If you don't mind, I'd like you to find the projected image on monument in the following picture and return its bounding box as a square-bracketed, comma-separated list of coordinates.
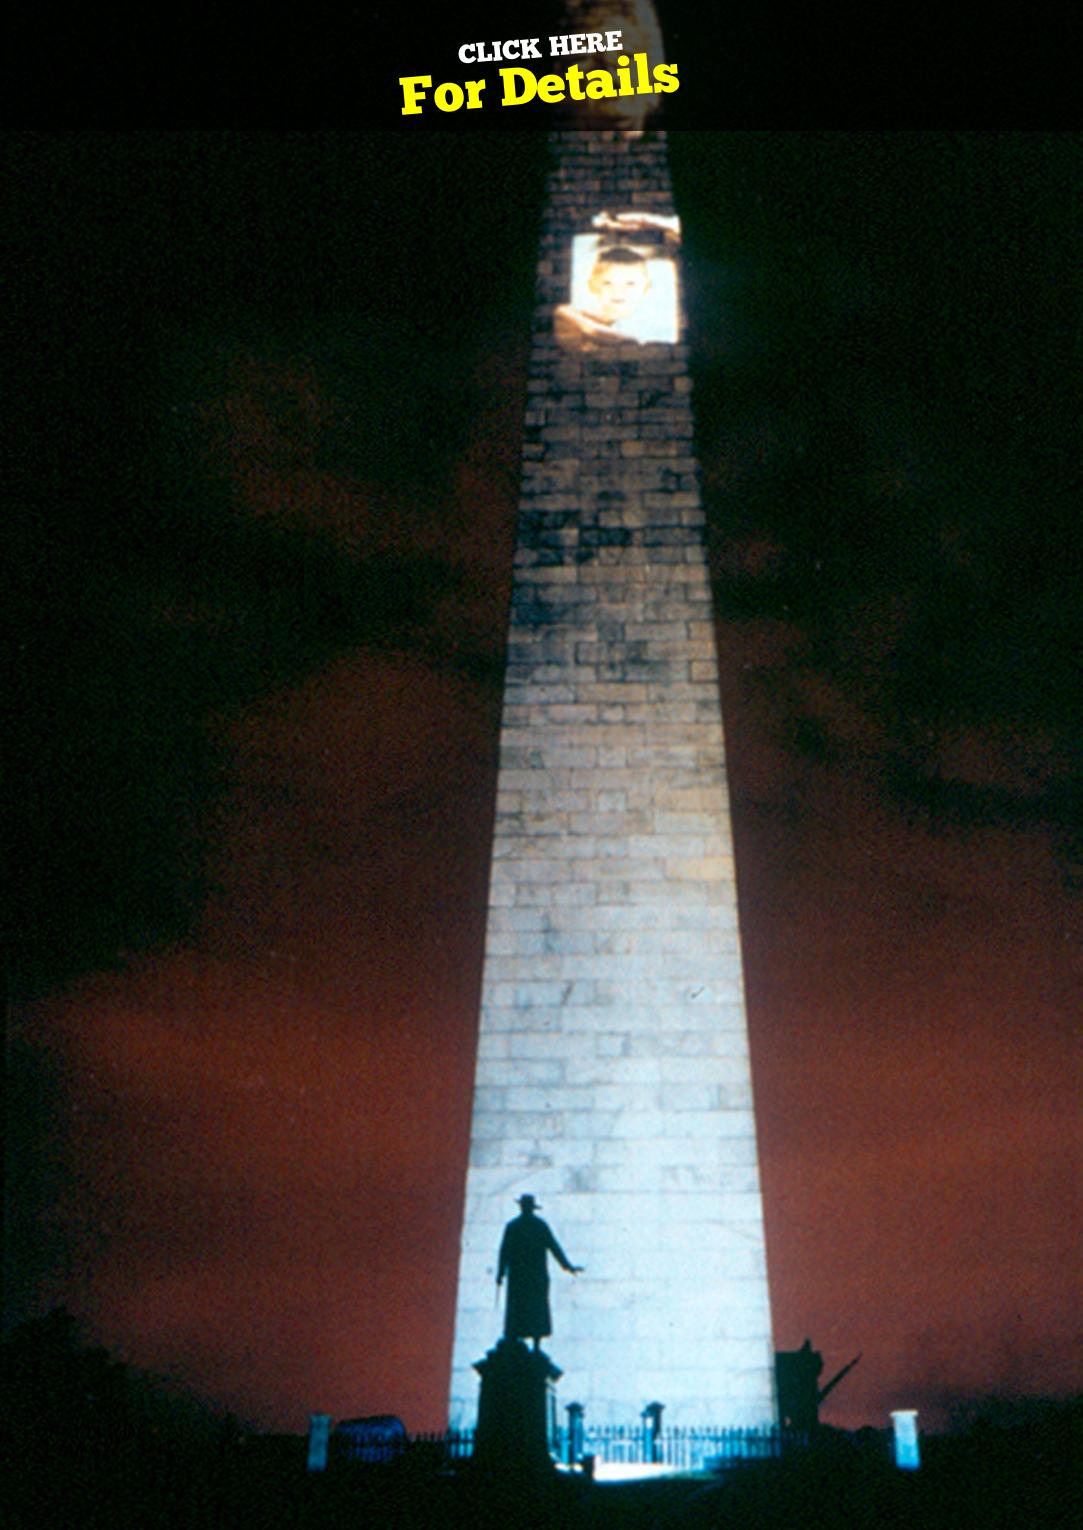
[555, 210, 681, 351]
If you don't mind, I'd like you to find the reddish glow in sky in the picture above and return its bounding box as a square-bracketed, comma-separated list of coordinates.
[7, 132, 1080, 1435]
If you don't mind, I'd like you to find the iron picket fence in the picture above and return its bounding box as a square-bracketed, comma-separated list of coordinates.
[332, 1422, 805, 1474]
[560, 1423, 806, 1473]
[335, 1424, 805, 1473]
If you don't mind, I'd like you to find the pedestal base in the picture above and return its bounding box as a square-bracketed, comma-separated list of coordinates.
[473, 1339, 562, 1473]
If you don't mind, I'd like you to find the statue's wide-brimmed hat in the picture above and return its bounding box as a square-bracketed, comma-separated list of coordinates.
[517, 1194, 540, 1210]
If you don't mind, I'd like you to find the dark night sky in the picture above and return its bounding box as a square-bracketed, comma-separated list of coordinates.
[6, 121, 1081, 1435]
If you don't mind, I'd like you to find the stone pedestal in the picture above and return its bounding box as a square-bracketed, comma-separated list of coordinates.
[472, 1339, 562, 1473]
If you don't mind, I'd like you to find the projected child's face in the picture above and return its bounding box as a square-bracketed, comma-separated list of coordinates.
[586, 260, 650, 322]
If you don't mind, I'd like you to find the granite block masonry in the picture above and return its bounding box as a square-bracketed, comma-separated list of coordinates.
[449, 128, 776, 1429]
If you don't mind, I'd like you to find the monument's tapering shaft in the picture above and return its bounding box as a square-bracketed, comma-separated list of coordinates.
[450, 120, 776, 1428]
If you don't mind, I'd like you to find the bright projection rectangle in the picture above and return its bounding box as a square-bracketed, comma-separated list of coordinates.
[555, 211, 681, 350]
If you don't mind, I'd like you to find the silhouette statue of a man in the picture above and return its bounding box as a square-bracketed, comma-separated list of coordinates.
[497, 1195, 582, 1348]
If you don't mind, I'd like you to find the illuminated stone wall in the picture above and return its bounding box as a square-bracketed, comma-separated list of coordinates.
[449, 129, 776, 1428]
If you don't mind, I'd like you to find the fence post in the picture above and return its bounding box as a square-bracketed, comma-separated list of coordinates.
[890, 1410, 921, 1470]
[566, 1402, 584, 1467]
[306, 1414, 331, 1473]
[641, 1401, 664, 1463]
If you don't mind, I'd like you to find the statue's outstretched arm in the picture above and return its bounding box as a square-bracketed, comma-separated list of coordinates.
[547, 1226, 584, 1275]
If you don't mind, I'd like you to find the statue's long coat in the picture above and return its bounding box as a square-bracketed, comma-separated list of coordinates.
[498, 1212, 574, 1341]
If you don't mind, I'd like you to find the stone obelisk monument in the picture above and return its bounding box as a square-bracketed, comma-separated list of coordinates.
[450, 8, 776, 1432]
